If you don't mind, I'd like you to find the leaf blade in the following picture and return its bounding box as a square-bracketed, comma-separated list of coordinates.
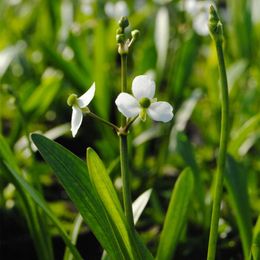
[156, 168, 194, 260]
[86, 147, 154, 260]
[31, 133, 128, 259]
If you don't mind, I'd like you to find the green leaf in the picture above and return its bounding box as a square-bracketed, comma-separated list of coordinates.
[0, 135, 55, 260]
[4, 162, 83, 260]
[175, 133, 205, 222]
[0, 134, 20, 173]
[156, 168, 194, 260]
[229, 114, 260, 156]
[93, 21, 111, 119]
[43, 44, 90, 92]
[64, 214, 84, 260]
[225, 154, 252, 259]
[101, 189, 153, 260]
[24, 69, 62, 118]
[168, 33, 199, 99]
[251, 216, 260, 260]
[86, 148, 153, 260]
[31, 133, 142, 259]
[86, 147, 134, 258]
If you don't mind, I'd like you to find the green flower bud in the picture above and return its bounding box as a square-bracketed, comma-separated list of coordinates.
[208, 5, 223, 42]
[131, 29, 140, 40]
[118, 16, 129, 29]
[139, 97, 151, 109]
[67, 94, 78, 106]
[116, 34, 125, 44]
[116, 28, 123, 34]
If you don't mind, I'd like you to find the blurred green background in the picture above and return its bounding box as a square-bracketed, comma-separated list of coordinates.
[1, 0, 259, 259]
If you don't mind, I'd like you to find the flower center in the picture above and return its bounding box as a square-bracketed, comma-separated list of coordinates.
[67, 94, 78, 107]
[139, 97, 151, 108]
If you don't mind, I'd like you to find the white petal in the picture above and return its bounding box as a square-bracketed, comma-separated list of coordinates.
[132, 75, 155, 100]
[77, 83, 95, 108]
[193, 12, 209, 36]
[147, 101, 173, 122]
[184, 0, 198, 15]
[115, 93, 140, 118]
[71, 106, 83, 137]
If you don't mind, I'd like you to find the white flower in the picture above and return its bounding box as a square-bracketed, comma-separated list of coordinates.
[67, 83, 95, 137]
[115, 75, 173, 123]
[105, 1, 129, 20]
[183, 0, 211, 36]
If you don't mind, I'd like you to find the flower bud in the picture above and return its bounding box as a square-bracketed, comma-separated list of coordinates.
[118, 16, 129, 29]
[131, 29, 140, 40]
[208, 5, 223, 42]
[116, 28, 123, 34]
[67, 94, 78, 106]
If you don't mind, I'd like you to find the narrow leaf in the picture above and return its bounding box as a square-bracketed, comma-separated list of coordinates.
[133, 189, 152, 225]
[86, 147, 134, 258]
[229, 114, 260, 156]
[4, 162, 83, 260]
[156, 168, 194, 260]
[32, 133, 131, 259]
[225, 154, 252, 258]
[176, 132, 205, 221]
[86, 148, 153, 260]
[64, 214, 84, 260]
[251, 216, 260, 260]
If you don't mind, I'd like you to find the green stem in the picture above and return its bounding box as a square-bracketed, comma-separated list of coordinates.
[120, 134, 134, 228]
[125, 115, 139, 132]
[87, 112, 119, 132]
[207, 40, 229, 260]
[120, 53, 128, 113]
[119, 53, 134, 228]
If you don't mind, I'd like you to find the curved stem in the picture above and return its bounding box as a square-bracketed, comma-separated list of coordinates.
[207, 39, 229, 260]
[125, 115, 139, 132]
[87, 112, 119, 132]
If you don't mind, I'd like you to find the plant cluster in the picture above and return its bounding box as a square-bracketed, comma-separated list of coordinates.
[1, 1, 259, 259]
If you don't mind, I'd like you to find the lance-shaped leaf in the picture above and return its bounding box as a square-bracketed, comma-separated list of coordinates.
[86, 148, 153, 260]
[31, 133, 130, 259]
[225, 155, 252, 258]
[156, 168, 194, 260]
[4, 163, 83, 260]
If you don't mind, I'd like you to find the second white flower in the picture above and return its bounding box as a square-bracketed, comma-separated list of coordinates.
[115, 75, 173, 123]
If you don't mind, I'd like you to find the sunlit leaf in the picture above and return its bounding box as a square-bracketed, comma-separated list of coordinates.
[87, 147, 153, 260]
[32, 133, 152, 259]
[133, 189, 152, 225]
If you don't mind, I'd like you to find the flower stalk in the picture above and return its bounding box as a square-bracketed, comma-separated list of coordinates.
[207, 6, 229, 260]
[117, 17, 135, 228]
[87, 112, 119, 132]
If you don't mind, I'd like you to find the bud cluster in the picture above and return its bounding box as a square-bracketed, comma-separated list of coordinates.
[116, 16, 140, 55]
[208, 5, 223, 43]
